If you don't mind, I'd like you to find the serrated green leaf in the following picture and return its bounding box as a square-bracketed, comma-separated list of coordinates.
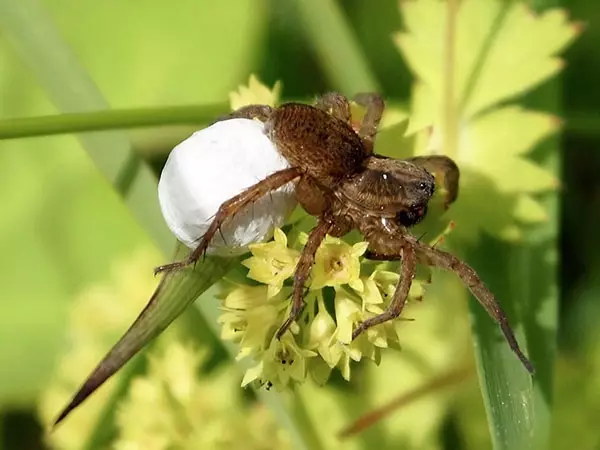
[463, 107, 559, 159]
[393, 3, 575, 449]
[513, 195, 549, 224]
[396, 0, 579, 121]
[397, 0, 576, 241]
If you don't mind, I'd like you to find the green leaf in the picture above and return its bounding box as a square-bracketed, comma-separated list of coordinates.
[393, 1, 575, 448]
[396, 0, 578, 121]
[395, 0, 579, 241]
[0, 0, 173, 254]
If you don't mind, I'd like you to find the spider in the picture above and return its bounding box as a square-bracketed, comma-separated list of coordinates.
[155, 92, 534, 375]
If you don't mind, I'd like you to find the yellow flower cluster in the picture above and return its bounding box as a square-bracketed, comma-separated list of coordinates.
[114, 342, 291, 450]
[218, 228, 431, 389]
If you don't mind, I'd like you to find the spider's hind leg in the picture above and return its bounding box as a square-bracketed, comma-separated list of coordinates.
[352, 93, 385, 152]
[314, 92, 352, 123]
[154, 167, 302, 275]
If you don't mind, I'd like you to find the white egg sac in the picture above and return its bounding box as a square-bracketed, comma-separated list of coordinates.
[158, 118, 297, 256]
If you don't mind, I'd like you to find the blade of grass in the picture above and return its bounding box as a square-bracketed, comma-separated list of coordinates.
[465, 1, 561, 446]
[0, 1, 312, 448]
[0, 104, 228, 140]
[0, 0, 172, 254]
[292, 0, 380, 94]
[432, 1, 561, 447]
[467, 241, 540, 450]
[76, 257, 235, 449]
[471, 0, 562, 445]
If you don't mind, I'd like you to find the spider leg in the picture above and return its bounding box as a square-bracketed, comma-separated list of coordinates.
[314, 92, 351, 123]
[415, 241, 534, 374]
[364, 250, 402, 261]
[406, 155, 460, 209]
[276, 215, 333, 339]
[154, 167, 302, 275]
[214, 104, 274, 123]
[352, 244, 416, 340]
[353, 92, 385, 153]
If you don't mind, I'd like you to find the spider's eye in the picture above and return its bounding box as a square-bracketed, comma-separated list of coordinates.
[414, 179, 435, 197]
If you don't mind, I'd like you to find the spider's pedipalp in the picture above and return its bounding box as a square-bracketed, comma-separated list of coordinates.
[415, 241, 535, 375]
[407, 155, 460, 209]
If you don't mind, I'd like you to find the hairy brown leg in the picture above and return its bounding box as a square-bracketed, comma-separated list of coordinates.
[415, 241, 534, 374]
[352, 244, 417, 340]
[155, 167, 302, 274]
[214, 104, 274, 123]
[276, 215, 333, 339]
[314, 92, 351, 123]
[353, 92, 385, 153]
[407, 155, 460, 209]
[364, 250, 402, 261]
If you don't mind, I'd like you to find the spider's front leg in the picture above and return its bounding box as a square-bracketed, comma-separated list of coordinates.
[407, 155, 460, 209]
[352, 93, 384, 153]
[276, 214, 334, 339]
[415, 241, 534, 374]
[352, 244, 417, 340]
[154, 167, 302, 275]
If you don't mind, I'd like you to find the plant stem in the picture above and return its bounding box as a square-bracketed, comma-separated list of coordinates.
[442, 0, 459, 158]
[293, 0, 380, 94]
[0, 103, 228, 140]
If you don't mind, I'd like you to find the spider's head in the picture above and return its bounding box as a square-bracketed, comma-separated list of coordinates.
[338, 155, 435, 227]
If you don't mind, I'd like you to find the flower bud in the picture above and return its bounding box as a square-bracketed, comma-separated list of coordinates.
[158, 118, 297, 256]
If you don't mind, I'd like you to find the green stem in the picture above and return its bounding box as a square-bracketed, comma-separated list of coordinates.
[292, 0, 380, 94]
[442, 0, 459, 158]
[0, 103, 228, 140]
[564, 111, 600, 138]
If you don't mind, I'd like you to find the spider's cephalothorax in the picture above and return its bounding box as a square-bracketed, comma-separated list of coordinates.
[156, 92, 534, 375]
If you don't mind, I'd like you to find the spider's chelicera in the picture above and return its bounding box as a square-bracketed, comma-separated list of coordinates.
[155, 92, 534, 375]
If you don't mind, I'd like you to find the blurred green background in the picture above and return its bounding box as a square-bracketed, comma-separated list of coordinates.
[0, 0, 599, 449]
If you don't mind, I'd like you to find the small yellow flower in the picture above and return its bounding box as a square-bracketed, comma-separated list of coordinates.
[310, 235, 368, 289]
[115, 342, 291, 450]
[218, 285, 290, 359]
[306, 292, 337, 371]
[242, 334, 317, 390]
[242, 228, 300, 298]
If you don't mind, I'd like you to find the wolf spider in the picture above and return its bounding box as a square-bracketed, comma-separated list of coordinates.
[156, 92, 534, 375]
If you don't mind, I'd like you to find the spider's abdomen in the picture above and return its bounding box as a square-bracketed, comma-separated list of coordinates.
[266, 103, 368, 186]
